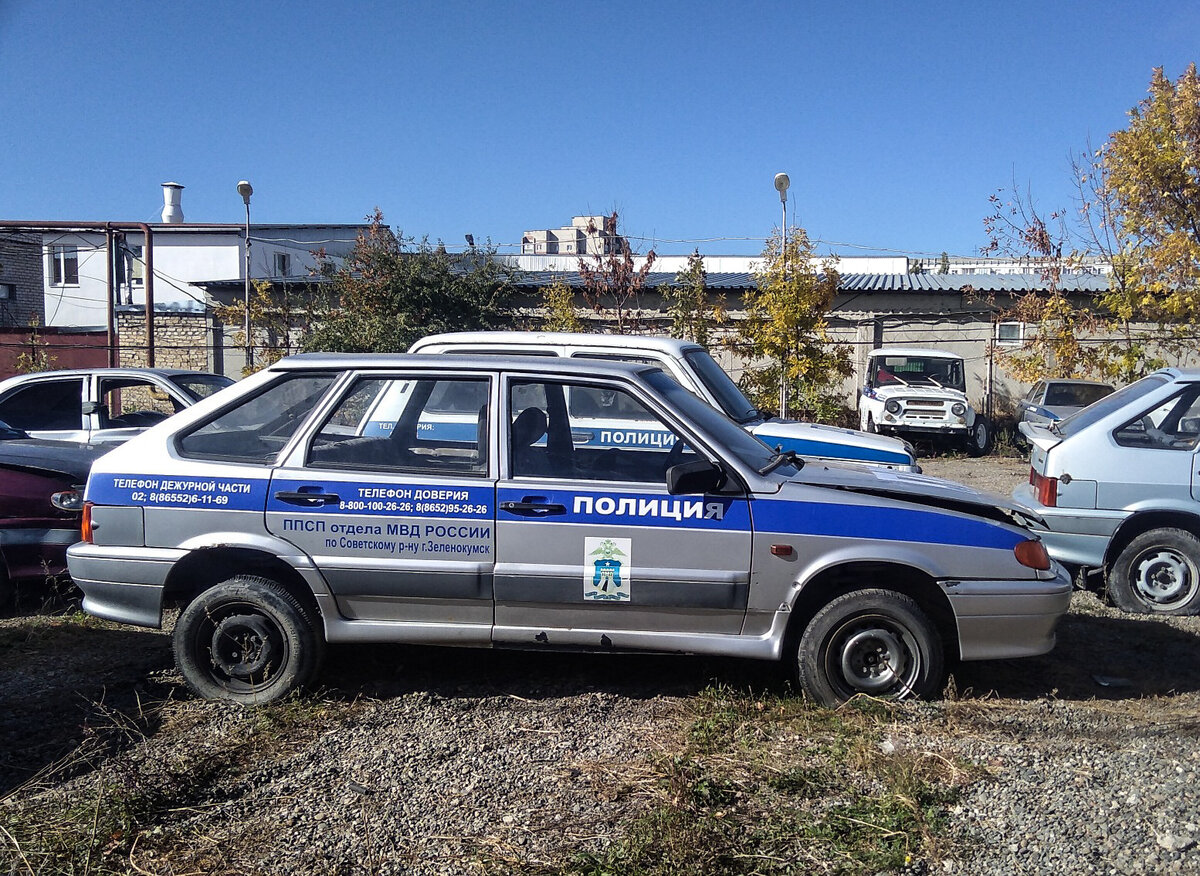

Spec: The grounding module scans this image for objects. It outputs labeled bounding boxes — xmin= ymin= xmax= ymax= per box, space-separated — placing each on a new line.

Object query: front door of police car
xmin=265 ymin=374 xmax=496 ymax=633
xmin=493 ymin=377 xmax=751 ymax=645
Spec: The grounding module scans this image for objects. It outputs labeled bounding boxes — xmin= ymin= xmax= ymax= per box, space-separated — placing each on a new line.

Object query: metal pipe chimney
xmin=160 ymin=182 xmax=184 ymax=223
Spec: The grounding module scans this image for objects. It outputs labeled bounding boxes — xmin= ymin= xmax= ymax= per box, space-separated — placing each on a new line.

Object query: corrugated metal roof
xmin=516 ymin=270 xmax=1110 ymax=294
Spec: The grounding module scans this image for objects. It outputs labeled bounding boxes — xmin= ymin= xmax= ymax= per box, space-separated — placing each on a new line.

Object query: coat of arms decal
xmin=584 ymin=537 xmax=632 ymax=602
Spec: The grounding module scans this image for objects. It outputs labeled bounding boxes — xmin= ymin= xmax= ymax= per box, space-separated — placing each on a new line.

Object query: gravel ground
xmin=1 ymin=454 xmax=1198 ymax=874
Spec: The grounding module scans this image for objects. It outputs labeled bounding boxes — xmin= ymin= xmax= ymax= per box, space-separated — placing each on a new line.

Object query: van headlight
xmin=885 ymin=400 xmax=901 ymax=414
xmin=951 ymin=403 xmax=966 ymax=416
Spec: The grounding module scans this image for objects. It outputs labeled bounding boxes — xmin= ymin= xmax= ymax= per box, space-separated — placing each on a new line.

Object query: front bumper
xmin=946 ymin=568 xmax=1073 ymax=661
xmin=879 ymin=422 xmax=967 ymax=436
xmin=67 ymin=543 xmax=182 ymax=628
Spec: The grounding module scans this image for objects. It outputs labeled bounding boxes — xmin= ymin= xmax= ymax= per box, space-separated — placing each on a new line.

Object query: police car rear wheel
xmin=1109 ymin=528 xmax=1200 ymax=615
xmin=174 ymin=576 xmax=325 ymax=704
xmin=797 ymin=589 xmax=943 ymax=706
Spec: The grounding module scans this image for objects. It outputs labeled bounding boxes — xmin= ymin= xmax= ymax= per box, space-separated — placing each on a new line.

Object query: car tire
xmin=796 ymin=589 xmax=944 ymax=706
xmin=966 ymin=417 xmax=992 ymax=456
xmin=865 ymin=413 xmax=878 ymax=434
xmin=174 ymin=575 xmax=325 ymax=704
xmin=1108 ymin=528 xmax=1200 ymax=615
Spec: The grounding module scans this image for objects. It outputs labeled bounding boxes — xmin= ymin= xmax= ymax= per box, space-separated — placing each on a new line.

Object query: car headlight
xmin=885 ymin=400 xmax=901 ymax=414
xmin=952 ymin=403 xmax=966 ymax=416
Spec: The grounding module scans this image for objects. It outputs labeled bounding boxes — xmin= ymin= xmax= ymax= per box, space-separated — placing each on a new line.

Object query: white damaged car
xmin=411 ymin=332 xmax=919 ymax=471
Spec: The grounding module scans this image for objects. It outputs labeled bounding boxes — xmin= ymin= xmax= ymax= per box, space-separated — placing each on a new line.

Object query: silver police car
xmin=69 ymin=354 xmax=1070 ymax=705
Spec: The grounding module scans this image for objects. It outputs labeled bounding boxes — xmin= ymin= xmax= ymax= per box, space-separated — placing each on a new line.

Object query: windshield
xmin=1055 ymin=374 xmax=1169 ymax=437
xmin=869 ymin=355 xmax=965 ymax=391
xmin=171 ymin=373 xmax=236 ymax=401
xmin=643 ymin=369 xmax=789 ymax=474
xmin=682 ymin=349 xmax=760 ymax=423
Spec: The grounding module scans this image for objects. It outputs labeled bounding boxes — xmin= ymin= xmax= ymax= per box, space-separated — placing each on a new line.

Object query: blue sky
xmin=1 ymin=1 xmax=1197 ymax=259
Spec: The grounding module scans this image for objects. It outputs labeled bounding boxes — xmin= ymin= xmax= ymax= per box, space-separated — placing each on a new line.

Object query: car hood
xmin=784 ymin=461 xmax=1044 ymax=529
xmin=749 ymin=419 xmax=914 ymax=464
xmin=0 ymin=438 xmax=108 ymax=482
xmin=869 ymin=384 xmax=967 ymax=402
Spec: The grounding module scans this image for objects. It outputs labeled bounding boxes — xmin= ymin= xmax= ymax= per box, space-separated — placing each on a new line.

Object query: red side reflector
xmin=1014 ymin=539 xmax=1051 ymax=571
xmin=81 ymin=502 xmax=94 ymax=544
xmin=770 ymin=544 xmax=794 ymax=557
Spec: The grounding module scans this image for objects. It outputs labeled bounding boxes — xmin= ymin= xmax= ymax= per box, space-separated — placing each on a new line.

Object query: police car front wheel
xmin=173 ymin=576 xmax=326 ymax=704
xmin=797 ymin=589 xmax=944 ymax=706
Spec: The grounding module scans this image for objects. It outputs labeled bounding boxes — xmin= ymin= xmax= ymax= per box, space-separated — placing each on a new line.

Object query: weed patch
xmin=543 ymin=685 xmax=973 ymax=875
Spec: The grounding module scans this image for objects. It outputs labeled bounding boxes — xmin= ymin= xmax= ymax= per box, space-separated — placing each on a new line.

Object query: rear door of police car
xmin=264 ymin=369 xmax=497 ymax=632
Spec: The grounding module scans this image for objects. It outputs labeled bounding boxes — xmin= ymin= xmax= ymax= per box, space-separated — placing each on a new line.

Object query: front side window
xmin=1114 ymin=384 xmax=1200 ymax=451
xmin=98 ymin=377 xmax=183 ymax=429
xmin=50 ymin=246 xmax=79 ymax=286
xmin=509 ymin=378 xmax=694 ymax=482
xmin=309 ymin=377 xmax=489 ymax=475
xmin=178 ymin=373 xmax=336 ymax=463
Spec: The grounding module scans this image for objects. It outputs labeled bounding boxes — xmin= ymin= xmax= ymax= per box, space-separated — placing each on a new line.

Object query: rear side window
xmin=0 ymin=379 xmax=84 ymax=430
xmin=308 ymin=377 xmax=490 ymax=475
xmin=178 ymin=373 xmax=336 ymax=463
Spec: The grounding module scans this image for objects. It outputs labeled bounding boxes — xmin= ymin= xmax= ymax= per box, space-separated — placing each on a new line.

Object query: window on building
xmin=273 ymin=253 xmax=292 ymax=277
xmin=50 ymin=246 xmax=79 ymax=285
xmin=996 ymin=321 xmax=1025 ymax=346
xmin=130 ymin=245 xmax=144 ymax=285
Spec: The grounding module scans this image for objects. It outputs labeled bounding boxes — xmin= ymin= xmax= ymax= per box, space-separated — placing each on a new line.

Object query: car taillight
xmin=1031 ymin=471 xmax=1057 ymax=507
xmin=81 ymin=502 xmax=95 ymax=544
xmin=1014 ymin=539 xmax=1052 ymax=571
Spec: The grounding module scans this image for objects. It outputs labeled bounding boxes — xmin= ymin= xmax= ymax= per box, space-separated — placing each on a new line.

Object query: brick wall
xmin=0 ymin=233 xmax=47 ymax=327
xmin=117 ymin=310 xmax=212 ymax=371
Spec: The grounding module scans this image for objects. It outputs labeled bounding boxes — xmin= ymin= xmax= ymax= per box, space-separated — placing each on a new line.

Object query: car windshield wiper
xmin=758 ymin=448 xmax=802 ymax=476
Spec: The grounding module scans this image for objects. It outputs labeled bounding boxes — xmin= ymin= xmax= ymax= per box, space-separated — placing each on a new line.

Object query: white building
xmin=38 ymin=184 xmax=363 ymax=329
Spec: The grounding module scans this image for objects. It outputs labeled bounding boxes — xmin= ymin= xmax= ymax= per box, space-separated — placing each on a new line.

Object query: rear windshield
xmin=1055 ymin=374 xmax=1168 ymax=437
xmin=1045 ymin=383 xmax=1112 ymax=408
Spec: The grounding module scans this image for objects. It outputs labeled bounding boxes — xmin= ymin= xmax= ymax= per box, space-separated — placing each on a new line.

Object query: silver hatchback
xmin=1015 ymin=369 xmax=1200 ymax=614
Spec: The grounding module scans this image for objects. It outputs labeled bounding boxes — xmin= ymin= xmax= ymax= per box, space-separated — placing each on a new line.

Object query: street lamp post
xmin=236 ymin=180 xmax=254 ymax=371
xmin=773 ymin=172 xmax=790 ymax=417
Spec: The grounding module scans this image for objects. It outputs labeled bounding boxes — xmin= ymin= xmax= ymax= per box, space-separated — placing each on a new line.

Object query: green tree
xmin=665 ymin=249 xmax=724 ymax=346
xmin=983 ymin=187 xmax=1104 ymax=382
xmin=214 ymin=278 xmax=324 ymax=375
xmin=306 ymin=210 xmax=519 ymax=353
xmin=14 ymin=316 xmax=55 ymax=373
xmin=1103 ymin=63 xmax=1200 ymax=356
xmin=732 ymin=228 xmax=851 ymax=420
xmin=577 ymin=212 xmax=656 ymax=332
xmin=540 ymin=278 xmax=585 ymax=332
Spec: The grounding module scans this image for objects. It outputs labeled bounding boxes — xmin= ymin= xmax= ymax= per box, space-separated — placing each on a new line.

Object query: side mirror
xmin=666 ymin=459 xmax=725 ymax=495
xmin=81 ymin=401 xmax=101 ymax=415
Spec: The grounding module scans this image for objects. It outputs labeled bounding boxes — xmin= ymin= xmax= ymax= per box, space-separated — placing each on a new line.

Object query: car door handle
xmin=500 ymin=500 xmax=566 ymax=516
xmin=274 ymin=490 xmax=341 ymax=507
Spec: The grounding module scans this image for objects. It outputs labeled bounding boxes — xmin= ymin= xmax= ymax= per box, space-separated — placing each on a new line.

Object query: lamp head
xmin=236 ymin=180 xmax=253 ymax=205
xmin=773 ymin=172 xmax=790 ymax=203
